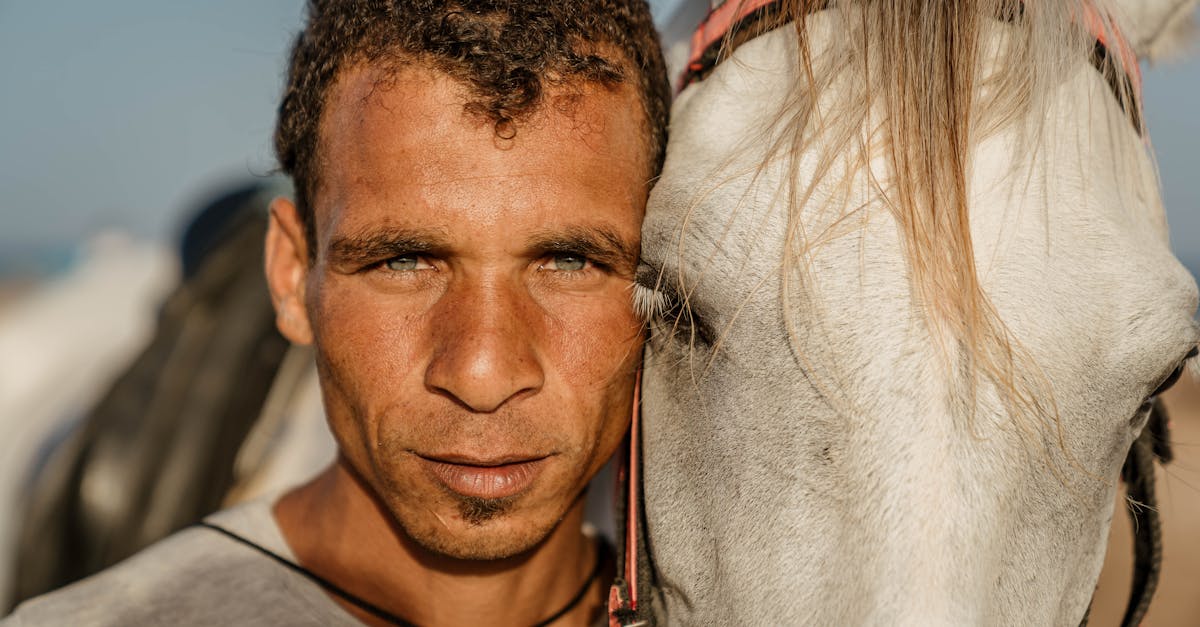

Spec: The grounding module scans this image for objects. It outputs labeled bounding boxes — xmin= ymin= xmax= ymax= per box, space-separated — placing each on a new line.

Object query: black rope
xmin=196 ymin=521 xmax=607 ymax=627
xmin=1118 ymin=399 xmax=1171 ymax=627
xmin=535 ymin=539 xmax=610 ymax=627
xmin=197 ymin=521 xmax=415 ymax=626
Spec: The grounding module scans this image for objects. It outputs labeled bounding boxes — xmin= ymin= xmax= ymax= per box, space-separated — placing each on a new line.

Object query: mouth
xmin=417 ymin=453 xmax=551 ymax=500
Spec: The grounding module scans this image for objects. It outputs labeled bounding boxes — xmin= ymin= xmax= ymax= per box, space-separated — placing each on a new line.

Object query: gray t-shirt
xmin=3 ymin=497 xmax=363 ymax=626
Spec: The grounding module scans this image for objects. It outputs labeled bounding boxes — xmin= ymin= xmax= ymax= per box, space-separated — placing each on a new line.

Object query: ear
xmin=1111 ymin=0 xmax=1198 ymax=61
xmin=265 ymin=196 xmax=315 ymax=345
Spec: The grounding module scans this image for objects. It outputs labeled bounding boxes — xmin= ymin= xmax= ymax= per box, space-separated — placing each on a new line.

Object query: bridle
xmin=677 ymin=0 xmax=1143 ymax=130
xmin=609 ymin=2 xmax=1161 ymax=625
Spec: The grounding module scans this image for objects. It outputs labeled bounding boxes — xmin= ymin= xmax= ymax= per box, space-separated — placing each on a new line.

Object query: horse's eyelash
xmin=632 ymin=282 xmax=673 ymax=323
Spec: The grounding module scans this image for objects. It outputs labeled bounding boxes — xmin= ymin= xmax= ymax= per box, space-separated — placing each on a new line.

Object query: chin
xmin=360 ymin=449 xmax=591 ymax=561
xmin=403 ymin=501 xmax=561 ymax=561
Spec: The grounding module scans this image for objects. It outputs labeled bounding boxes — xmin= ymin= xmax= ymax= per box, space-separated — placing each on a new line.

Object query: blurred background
xmin=0 ymin=0 xmax=1197 ymax=622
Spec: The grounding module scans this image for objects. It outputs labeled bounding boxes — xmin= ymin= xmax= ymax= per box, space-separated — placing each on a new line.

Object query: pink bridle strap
xmin=1079 ymin=2 xmax=1142 ymax=96
xmin=683 ymin=0 xmax=778 ymax=85
xmin=678 ymin=0 xmax=781 ymax=92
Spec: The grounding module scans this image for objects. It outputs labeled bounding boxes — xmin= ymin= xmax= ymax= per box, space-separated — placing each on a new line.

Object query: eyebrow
xmin=525 ymin=226 xmax=639 ymax=272
xmin=327 ymin=228 xmax=450 ymax=268
xmin=325 ymin=224 xmax=638 ymax=272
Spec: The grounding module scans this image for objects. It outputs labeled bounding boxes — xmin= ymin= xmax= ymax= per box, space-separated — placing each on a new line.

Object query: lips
xmin=419 ymin=454 xmax=549 ymax=500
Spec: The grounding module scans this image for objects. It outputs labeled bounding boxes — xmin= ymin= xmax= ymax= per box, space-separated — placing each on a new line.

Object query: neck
xmin=274 ymin=462 xmax=605 ymax=627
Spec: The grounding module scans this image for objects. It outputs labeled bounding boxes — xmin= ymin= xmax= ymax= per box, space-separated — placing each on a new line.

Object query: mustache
xmin=370 ymin=406 xmax=573 ymax=457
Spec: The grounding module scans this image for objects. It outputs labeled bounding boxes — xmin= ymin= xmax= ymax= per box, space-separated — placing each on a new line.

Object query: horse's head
xmin=637 ymin=1 xmax=1199 ymax=623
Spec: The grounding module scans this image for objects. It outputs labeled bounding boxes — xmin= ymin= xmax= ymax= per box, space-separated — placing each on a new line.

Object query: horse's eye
xmin=633 ymin=262 xmax=713 ymax=347
xmin=1151 ymin=346 xmax=1198 ymax=399
xmin=1152 ymin=365 xmax=1185 ymax=399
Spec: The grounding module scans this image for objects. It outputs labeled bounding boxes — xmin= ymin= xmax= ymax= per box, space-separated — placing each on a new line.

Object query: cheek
xmin=543 ymin=289 xmax=644 ymax=404
xmin=541 ymin=294 xmax=641 ymax=476
xmin=309 ymin=278 xmax=430 ymax=406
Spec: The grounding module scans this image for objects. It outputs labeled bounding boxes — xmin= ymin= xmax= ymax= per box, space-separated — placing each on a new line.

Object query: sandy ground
xmin=1093 ymin=374 xmax=1200 ymax=626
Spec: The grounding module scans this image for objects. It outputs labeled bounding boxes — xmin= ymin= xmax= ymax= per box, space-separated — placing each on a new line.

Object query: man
xmin=4 ymin=1 xmax=669 ymax=625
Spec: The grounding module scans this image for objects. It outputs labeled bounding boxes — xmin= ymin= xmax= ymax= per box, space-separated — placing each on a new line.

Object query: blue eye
xmin=383 ymin=256 xmax=428 ymax=271
xmin=547 ymin=254 xmax=587 ymax=272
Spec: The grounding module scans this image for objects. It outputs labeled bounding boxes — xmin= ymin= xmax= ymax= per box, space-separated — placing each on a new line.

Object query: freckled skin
xmin=264 ymin=62 xmax=649 ymax=625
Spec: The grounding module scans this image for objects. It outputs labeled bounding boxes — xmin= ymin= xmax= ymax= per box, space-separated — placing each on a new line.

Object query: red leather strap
xmin=609 ymin=371 xmax=643 ymax=627
xmin=626 ymin=371 xmax=641 ymax=610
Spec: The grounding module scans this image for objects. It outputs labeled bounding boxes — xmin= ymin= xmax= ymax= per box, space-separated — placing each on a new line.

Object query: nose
xmin=424 ymin=276 xmax=545 ymax=412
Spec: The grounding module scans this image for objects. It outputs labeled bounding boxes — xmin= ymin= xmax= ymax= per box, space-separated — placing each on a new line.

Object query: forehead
xmin=310 ymin=62 xmax=650 ymax=241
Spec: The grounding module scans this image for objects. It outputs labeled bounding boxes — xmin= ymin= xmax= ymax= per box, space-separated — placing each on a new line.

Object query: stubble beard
xmin=360 ymin=443 xmax=557 ymax=560
xmin=411 ymin=500 xmax=555 ymax=560
xmin=379 ymin=482 xmax=558 ymax=560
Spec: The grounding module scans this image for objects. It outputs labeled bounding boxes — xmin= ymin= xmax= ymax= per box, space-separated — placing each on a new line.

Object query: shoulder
xmin=3 ymin=499 xmax=352 ymax=627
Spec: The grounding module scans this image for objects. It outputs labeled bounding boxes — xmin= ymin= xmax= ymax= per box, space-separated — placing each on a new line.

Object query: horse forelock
xmin=680 ymin=0 xmax=1151 ymax=443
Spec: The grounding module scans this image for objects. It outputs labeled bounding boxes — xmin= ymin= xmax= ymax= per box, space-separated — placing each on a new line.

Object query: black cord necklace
xmin=198 ymin=521 xmax=608 ymax=627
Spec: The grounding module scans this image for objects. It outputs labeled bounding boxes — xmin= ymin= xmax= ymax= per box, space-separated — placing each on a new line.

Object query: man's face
xmin=267 ymin=63 xmax=648 ymax=560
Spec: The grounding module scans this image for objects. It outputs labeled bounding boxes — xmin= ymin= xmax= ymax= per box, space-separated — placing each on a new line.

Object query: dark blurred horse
xmin=7 ymin=182 xmax=311 ymax=607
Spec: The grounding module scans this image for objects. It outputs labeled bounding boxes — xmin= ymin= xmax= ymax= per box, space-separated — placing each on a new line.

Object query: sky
xmin=1 ymin=1 xmax=1198 ymax=274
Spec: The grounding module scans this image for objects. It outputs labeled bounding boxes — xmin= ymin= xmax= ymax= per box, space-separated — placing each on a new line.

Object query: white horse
xmin=633 ymin=0 xmax=1199 ymax=624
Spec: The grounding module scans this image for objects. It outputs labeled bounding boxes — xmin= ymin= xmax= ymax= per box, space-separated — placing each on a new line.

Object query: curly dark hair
xmin=275 ymin=0 xmax=671 ymax=254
